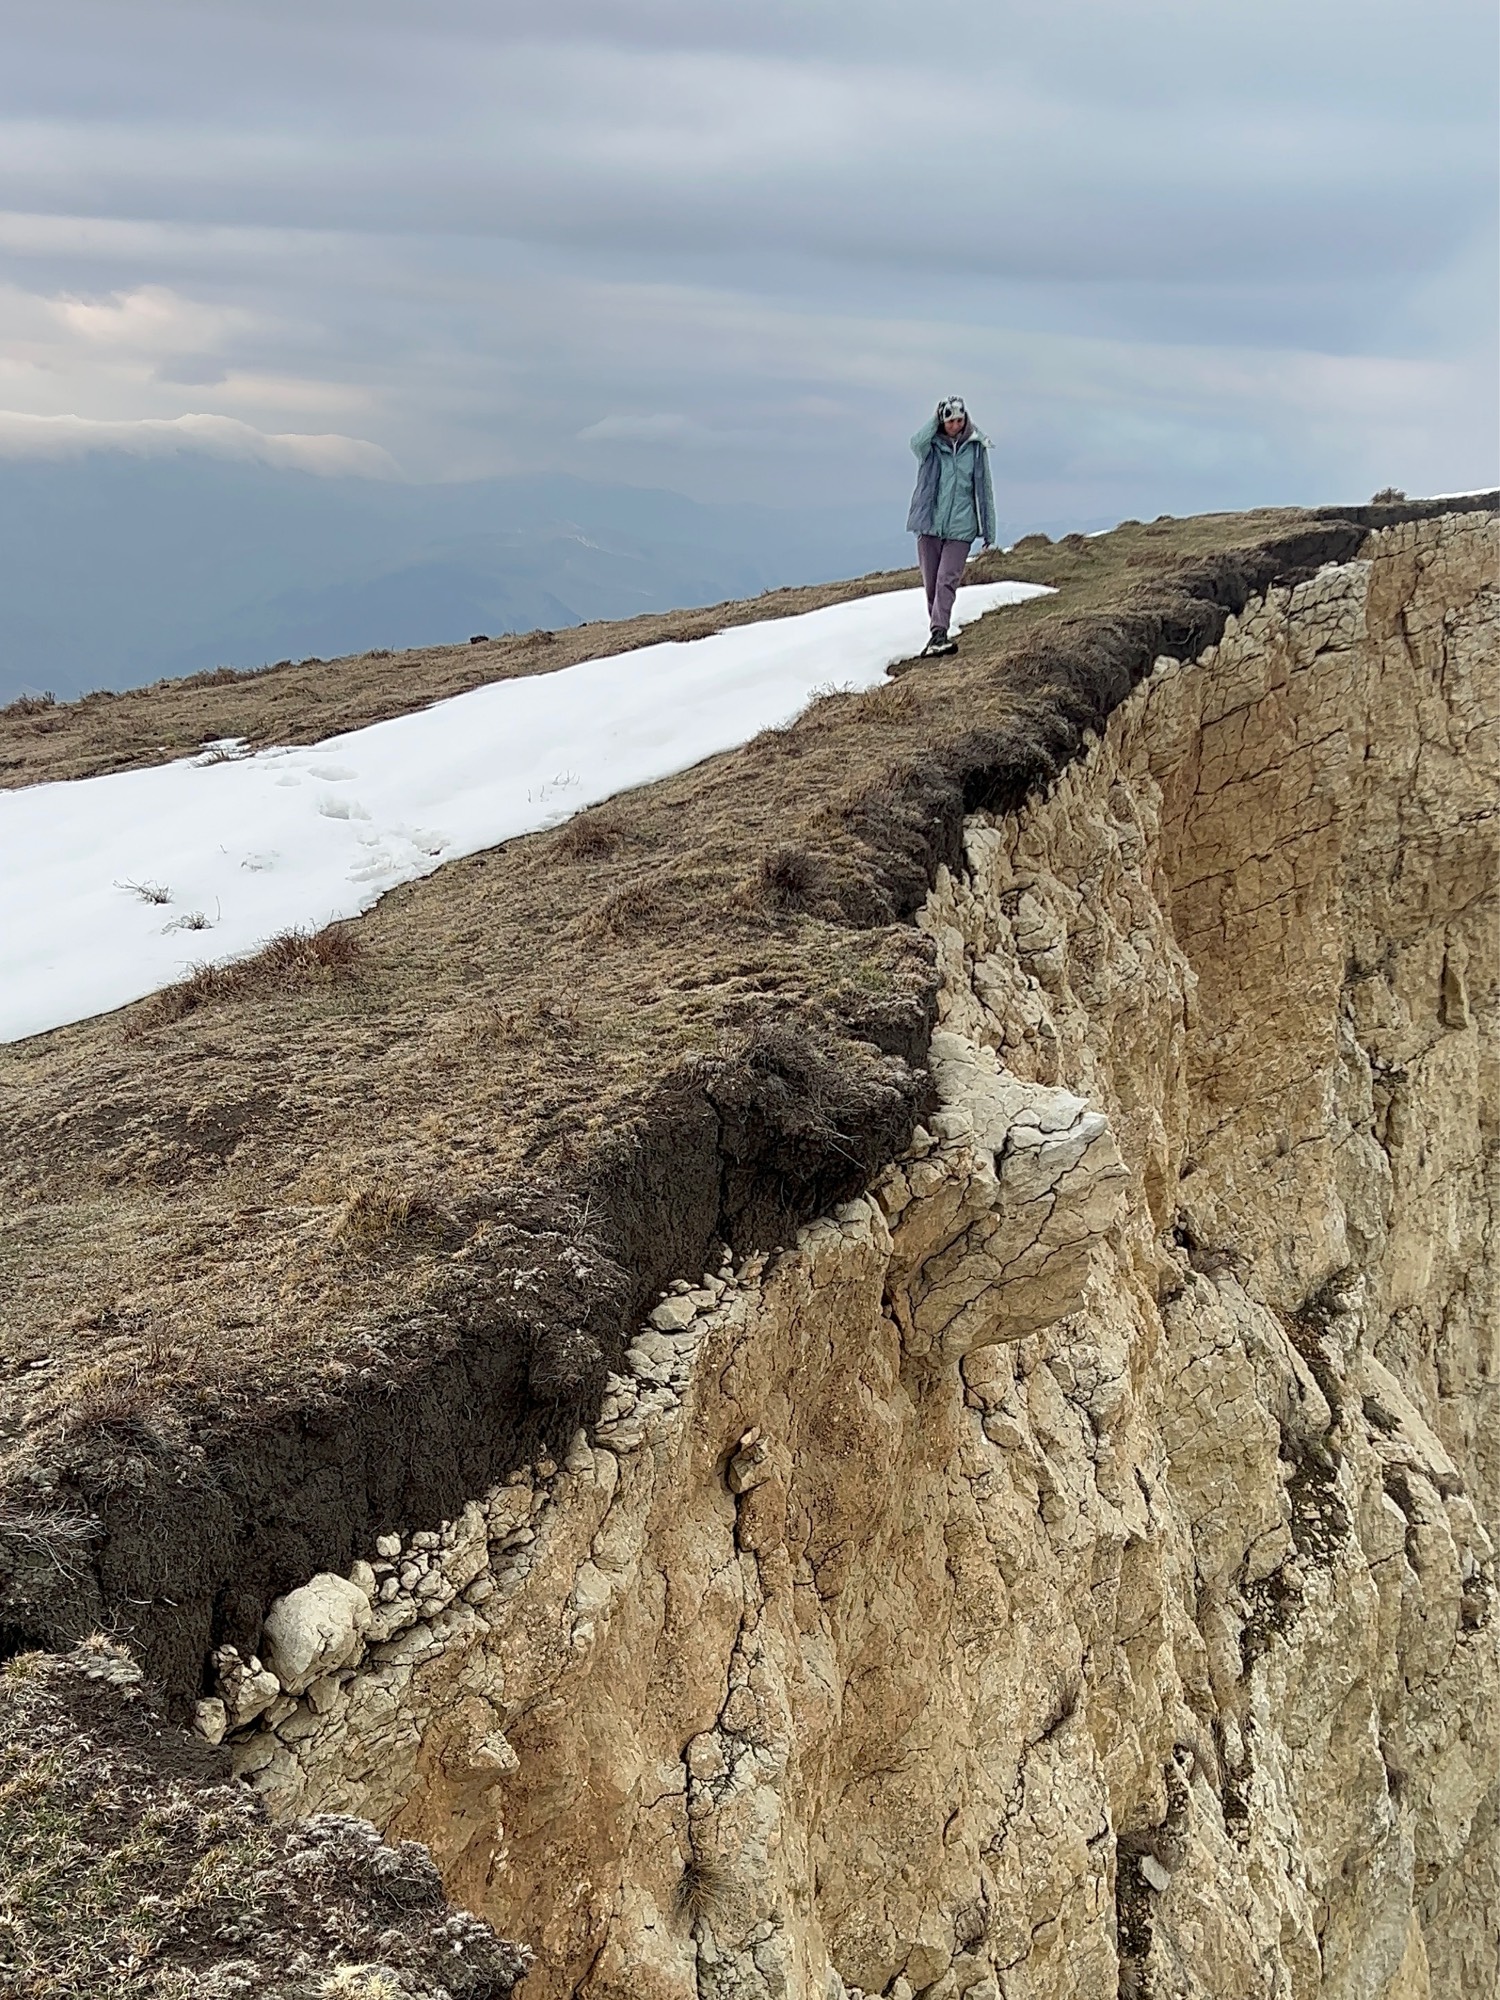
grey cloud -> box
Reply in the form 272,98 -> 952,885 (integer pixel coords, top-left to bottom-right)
0,0 -> 1493,526
0,410 -> 397,475
151,357 -> 229,385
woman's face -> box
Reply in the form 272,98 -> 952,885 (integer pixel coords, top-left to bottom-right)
943,414 -> 966,436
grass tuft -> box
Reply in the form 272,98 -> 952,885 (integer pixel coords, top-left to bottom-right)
592,872 -> 672,936
127,923 -> 362,1032
550,809 -> 627,862
116,879 -> 172,906
758,844 -> 825,912
328,1180 -> 446,1252
673,1853 -> 732,1924
64,1366 -> 155,1435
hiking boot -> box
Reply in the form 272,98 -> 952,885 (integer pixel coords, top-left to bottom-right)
922,629 -> 958,657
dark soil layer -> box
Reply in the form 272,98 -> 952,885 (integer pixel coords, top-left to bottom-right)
0,494 -> 1493,1716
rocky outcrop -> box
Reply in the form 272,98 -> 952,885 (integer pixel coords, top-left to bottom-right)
212,514 -> 1497,1998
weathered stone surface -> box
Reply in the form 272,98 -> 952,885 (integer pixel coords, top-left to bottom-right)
261,1572 -> 374,1695
192,1694 -> 227,1745
212,1645 -> 281,1727
230,515 -> 1498,1999
894,1030 -> 1129,1357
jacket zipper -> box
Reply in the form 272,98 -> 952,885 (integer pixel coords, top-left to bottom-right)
935,433 -> 984,543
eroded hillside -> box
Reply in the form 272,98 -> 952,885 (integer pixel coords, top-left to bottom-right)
0,498 -> 1494,1997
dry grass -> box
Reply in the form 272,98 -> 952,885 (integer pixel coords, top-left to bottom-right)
327,1178 -> 449,1252
674,1853 -> 733,1924
591,870 -> 678,937
115,878 -> 173,906
0,566 -> 932,792
549,807 -> 630,861
758,843 -> 827,911
0,1650 -> 269,1999
0,505 -> 1355,1441
124,922 -> 362,1031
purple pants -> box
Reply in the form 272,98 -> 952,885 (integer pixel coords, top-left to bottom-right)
916,534 -> 970,633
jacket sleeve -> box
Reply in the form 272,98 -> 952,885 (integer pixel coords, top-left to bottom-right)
910,416 -> 940,460
979,443 -> 998,546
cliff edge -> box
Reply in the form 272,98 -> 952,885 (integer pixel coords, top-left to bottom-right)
0,500 -> 1495,1997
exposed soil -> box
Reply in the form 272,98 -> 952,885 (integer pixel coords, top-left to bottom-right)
0,492 -> 1493,1717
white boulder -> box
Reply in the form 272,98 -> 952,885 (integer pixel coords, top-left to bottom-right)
261,1571 -> 374,1694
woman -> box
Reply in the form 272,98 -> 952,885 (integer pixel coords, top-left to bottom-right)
905,395 -> 997,656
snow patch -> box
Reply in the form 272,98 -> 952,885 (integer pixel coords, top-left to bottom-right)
1,580 -> 1051,1042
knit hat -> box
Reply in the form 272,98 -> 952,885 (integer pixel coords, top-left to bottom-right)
937,396 -> 967,421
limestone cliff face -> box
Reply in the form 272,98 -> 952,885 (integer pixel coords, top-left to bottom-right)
224,514 -> 1498,1999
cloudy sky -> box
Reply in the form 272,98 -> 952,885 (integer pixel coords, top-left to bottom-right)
2,0 -> 1495,522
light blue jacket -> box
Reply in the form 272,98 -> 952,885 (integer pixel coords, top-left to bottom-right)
906,416 -> 997,546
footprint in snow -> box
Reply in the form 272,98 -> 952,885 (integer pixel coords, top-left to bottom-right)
392,823 -> 449,859
348,856 -> 402,884
317,797 -> 372,822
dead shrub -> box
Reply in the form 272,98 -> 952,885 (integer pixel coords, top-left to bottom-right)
3,689 -> 58,717
128,924 -> 363,1031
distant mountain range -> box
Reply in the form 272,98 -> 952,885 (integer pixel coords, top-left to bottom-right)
0,453 -> 1111,706
0,457 -> 898,704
